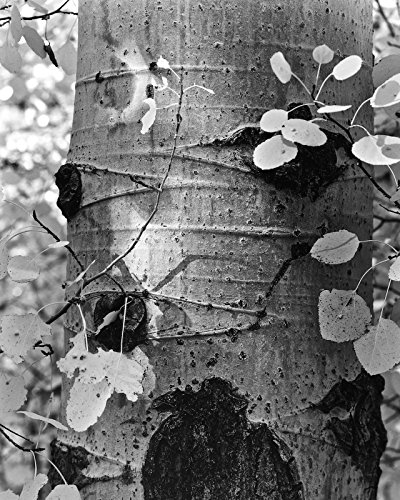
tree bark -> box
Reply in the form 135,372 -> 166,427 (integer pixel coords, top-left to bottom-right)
52,1 -> 386,498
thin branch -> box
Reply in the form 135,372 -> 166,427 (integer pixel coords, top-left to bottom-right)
375,0 -> 396,37
0,426 -> 44,453
0,0 -> 77,23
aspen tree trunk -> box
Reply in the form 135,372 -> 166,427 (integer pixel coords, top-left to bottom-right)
51,1 -> 386,499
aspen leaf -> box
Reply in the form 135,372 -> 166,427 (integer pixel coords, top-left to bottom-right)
27,0 -> 48,14
310,230 -> 359,264
270,52 -> 292,84
0,239 -> 9,280
141,98 -> 156,134
19,474 -> 48,500
317,104 -> 352,114
281,119 -> 327,146
389,257 -> 400,281
48,241 -> 69,249
0,373 -> 27,416
98,350 -> 145,402
0,491 -> 18,500
17,411 -> 68,431
8,255 -> 40,283
0,43 -> 22,73
373,55 -> 400,88
0,313 -> 52,363
22,26 -> 46,59
46,485 -> 81,500
95,310 -> 120,335
66,378 -> 113,432
260,109 -> 288,132
56,40 -> 77,75
352,135 -> 400,165
318,289 -> 371,342
371,73 -> 400,108
331,55 -> 363,81
354,319 -> 400,375
253,135 -> 298,170
157,55 -> 170,69
10,5 -> 23,43
312,44 -> 334,64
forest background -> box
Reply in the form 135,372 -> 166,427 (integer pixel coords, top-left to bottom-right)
1,0 -> 400,498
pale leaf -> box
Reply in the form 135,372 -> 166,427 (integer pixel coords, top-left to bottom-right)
0,43 -> 22,73
46,484 -> 81,500
354,319 -> 400,375
48,241 -> 69,249
95,310 -> 120,335
10,6 -> 23,43
310,230 -> 359,264
56,40 -> 77,75
352,135 -> 400,165
332,55 -> 362,81
253,135 -> 298,170
57,332 -> 107,384
312,44 -> 334,64
27,0 -> 48,14
317,105 -> 352,114
17,411 -> 68,431
318,289 -> 371,342
157,56 -> 170,69
22,26 -> 46,59
281,119 -> 327,146
99,350 -> 145,402
19,473 -> 48,500
373,55 -> 400,88
0,491 -> 18,500
140,98 -> 156,134
371,73 -> 400,108
0,313 -> 51,363
8,255 -> 40,283
389,257 -> 400,281
0,239 -> 9,280
260,109 -> 288,132
270,52 -> 292,84
66,378 -> 113,432
0,373 -> 27,417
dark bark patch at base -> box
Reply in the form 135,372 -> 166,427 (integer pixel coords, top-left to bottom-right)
93,293 -> 147,352
316,371 -> 387,488
142,378 -> 304,500
49,439 -> 92,489
54,163 -> 82,221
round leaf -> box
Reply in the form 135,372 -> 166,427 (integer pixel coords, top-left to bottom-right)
312,44 -> 334,64
332,55 -> 363,81
317,105 -> 352,114
0,373 -> 27,416
318,289 -> 371,342
311,230 -> 359,264
373,55 -> 400,88
281,119 -> 327,146
260,109 -> 288,132
352,135 -> 400,165
253,135 -> 298,170
8,255 -> 40,283
22,26 -> 46,59
354,319 -> 400,375
46,485 -> 81,500
371,73 -> 400,108
270,52 -> 292,84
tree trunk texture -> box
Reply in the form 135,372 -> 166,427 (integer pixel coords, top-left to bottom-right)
51,1 -> 386,499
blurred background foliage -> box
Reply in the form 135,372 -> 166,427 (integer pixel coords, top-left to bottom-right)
2,0 -> 400,498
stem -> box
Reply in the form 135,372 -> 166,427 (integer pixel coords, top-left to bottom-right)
315,73 -> 332,100
35,451 -> 68,485
350,98 -> 371,126
291,72 -> 312,96
359,239 -> 398,253
354,258 -> 391,293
